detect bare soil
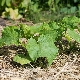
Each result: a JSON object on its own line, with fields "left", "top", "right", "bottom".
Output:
{"left": 0, "top": 18, "right": 80, "bottom": 80}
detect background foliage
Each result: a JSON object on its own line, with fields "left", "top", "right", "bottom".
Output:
{"left": 0, "top": 0, "right": 80, "bottom": 22}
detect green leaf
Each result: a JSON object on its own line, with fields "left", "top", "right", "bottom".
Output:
{"left": 20, "top": 24, "right": 31, "bottom": 38}
{"left": 74, "top": 0, "right": 78, "bottom": 3}
{"left": 67, "top": 29, "right": 80, "bottom": 43}
{"left": 26, "top": 37, "right": 39, "bottom": 61}
{"left": 1, "top": 0, "right": 5, "bottom": 6}
{"left": 21, "top": 0, "right": 31, "bottom": 8}
{"left": 0, "top": 38, "right": 5, "bottom": 47}
{"left": 78, "top": 6, "right": 80, "bottom": 16}
{"left": 62, "top": 16, "right": 80, "bottom": 29}
{"left": 38, "top": 34, "right": 58, "bottom": 65}
{"left": 0, "top": 26, "right": 19, "bottom": 46}
{"left": 55, "top": 0, "right": 60, "bottom": 4}
{"left": 30, "top": 23, "right": 43, "bottom": 34}
{"left": 49, "top": 21, "right": 59, "bottom": 29}
{"left": 13, "top": 54, "right": 32, "bottom": 65}
{"left": 60, "top": 7, "right": 68, "bottom": 14}
{"left": 26, "top": 34, "right": 58, "bottom": 66}
{"left": 6, "top": 0, "right": 11, "bottom": 6}
{"left": 70, "top": 7, "right": 76, "bottom": 13}
{"left": 48, "top": 0, "right": 52, "bottom": 6}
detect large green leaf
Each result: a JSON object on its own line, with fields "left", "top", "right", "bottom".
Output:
{"left": 0, "top": 26, "right": 19, "bottom": 46}
{"left": 38, "top": 34, "right": 58, "bottom": 65}
{"left": 26, "top": 37, "right": 39, "bottom": 61}
{"left": 67, "top": 29, "right": 80, "bottom": 43}
{"left": 26, "top": 34, "right": 58, "bottom": 66}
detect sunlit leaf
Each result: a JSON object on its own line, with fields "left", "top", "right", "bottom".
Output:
{"left": 13, "top": 54, "right": 32, "bottom": 65}
{"left": 67, "top": 29, "right": 80, "bottom": 43}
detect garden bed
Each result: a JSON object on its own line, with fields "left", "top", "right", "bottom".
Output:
{"left": 0, "top": 18, "right": 80, "bottom": 80}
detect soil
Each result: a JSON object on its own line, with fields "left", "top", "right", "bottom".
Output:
{"left": 0, "top": 18, "right": 80, "bottom": 80}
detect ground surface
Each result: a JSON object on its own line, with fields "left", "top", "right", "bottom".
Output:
{"left": 0, "top": 18, "right": 80, "bottom": 80}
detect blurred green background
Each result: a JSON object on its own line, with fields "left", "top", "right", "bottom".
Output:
{"left": 0, "top": 0, "right": 80, "bottom": 23}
